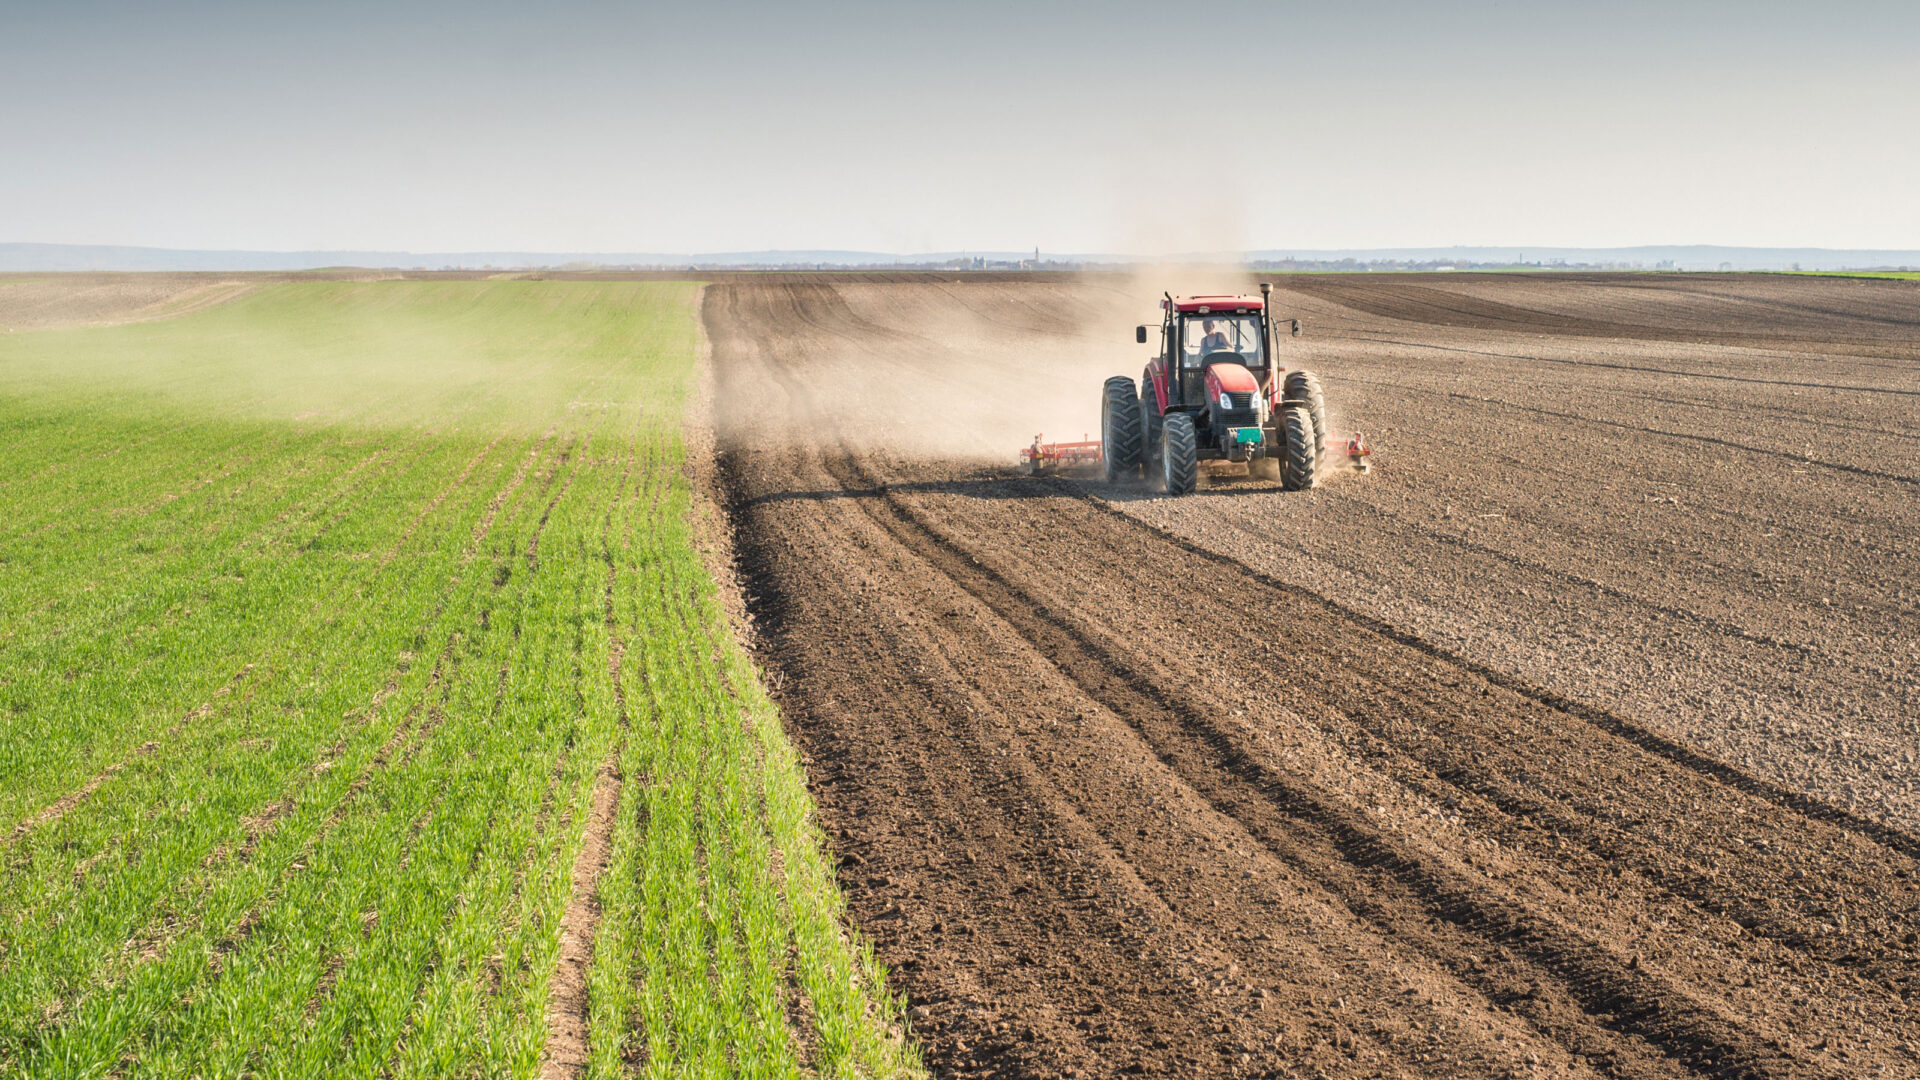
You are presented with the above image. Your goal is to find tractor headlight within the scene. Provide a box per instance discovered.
[1219,391,1234,409]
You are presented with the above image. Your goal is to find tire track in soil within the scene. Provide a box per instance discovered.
[539,426,639,1079]
[706,277,1920,1079]
[822,450,1903,1080]
[540,763,622,1080]
[815,458,1698,1076]
[1082,487,1920,867]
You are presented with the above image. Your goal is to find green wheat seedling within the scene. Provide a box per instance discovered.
[0,282,923,1078]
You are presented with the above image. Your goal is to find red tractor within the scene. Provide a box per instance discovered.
[1100,282,1354,495]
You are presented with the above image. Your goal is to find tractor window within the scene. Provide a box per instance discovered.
[1181,315,1263,367]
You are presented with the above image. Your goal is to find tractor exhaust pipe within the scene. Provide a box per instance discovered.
[1259,281,1275,357]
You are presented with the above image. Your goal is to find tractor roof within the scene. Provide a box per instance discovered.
[1163,294,1264,313]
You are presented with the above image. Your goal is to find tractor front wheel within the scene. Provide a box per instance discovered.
[1161,412,1198,496]
[1101,377,1143,482]
[1282,403,1319,491]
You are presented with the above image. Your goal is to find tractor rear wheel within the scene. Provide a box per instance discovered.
[1139,369,1162,464]
[1283,370,1328,463]
[1282,403,1319,491]
[1161,412,1198,496]
[1101,377,1143,482]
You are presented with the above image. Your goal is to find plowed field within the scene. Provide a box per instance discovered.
[706,273,1920,1079]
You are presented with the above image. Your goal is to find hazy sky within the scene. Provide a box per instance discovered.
[5,0,1918,253]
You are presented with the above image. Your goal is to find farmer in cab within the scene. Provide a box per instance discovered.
[1200,319,1233,354]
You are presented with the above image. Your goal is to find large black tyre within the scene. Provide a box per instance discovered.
[1160,412,1198,496]
[1282,403,1319,491]
[1138,369,1163,465]
[1101,376,1142,482]
[1283,370,1328,463]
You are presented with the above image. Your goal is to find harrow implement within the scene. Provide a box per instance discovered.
[1339,431,1372,472]
[1020,430,1370,476]
[1021,434,1103,475]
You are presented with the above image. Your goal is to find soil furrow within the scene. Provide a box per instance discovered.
[824,451,1880,1079]
[1340,374,1920,488]
[1348,335,1920,400]
[704,274,1920,1079]
[1068,488,1920,868]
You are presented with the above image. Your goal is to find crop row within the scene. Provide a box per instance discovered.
[0,282,920,1077]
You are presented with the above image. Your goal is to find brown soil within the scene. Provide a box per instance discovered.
[705,274,1920,1079]
[1280,273,1920,356]
[0,274,257,330]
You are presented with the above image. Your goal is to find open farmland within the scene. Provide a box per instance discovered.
[6,270,1916,1080]
[0,282,918,1078]
[0,274,261,332]
[707,272,1920,1078]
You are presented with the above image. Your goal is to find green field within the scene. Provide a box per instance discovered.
[0,283,920,1078]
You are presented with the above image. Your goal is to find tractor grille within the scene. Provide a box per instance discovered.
[1216,394,1260,428]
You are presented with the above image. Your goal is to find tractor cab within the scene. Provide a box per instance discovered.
[1161,298,1271,408]
[1180,311,1264,369]
[1136,292,1293,420]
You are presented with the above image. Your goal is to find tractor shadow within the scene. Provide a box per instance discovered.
[735,475,1066,508]
[735,468,1289,509]
[1092,475,1292,503]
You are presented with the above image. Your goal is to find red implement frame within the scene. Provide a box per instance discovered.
[1021,434,1103,474]
[1335,431,1373,472]
[1019,432,1371,475]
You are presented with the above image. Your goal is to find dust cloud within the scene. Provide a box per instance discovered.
[719,264,1301,469]
[0,280,685,437]
[711,185,1300,465]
